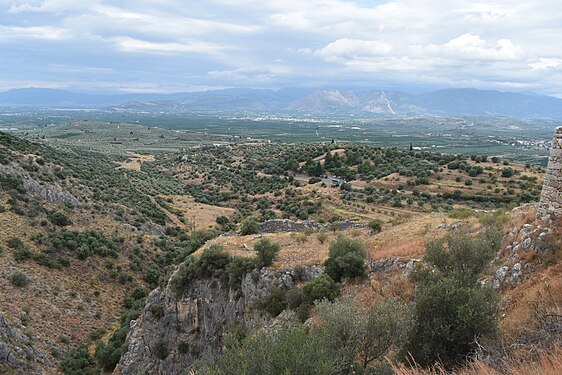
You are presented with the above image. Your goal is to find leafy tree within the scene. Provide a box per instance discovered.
[204,326,346,375]
[403,226,502,368]
[48,211,72,226]
[254,238,280,267]
[324,236,366,282]
[61,345,99,375]
[316,297,412,372]
[302,274,339,304]
[240,219,260,235]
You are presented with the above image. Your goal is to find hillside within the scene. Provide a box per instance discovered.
[0,127,559,374]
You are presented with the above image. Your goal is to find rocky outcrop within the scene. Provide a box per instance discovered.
[0,313,45,374]
[114,266,322,375]
[492,222,551,289]
[0,164,82,206]
[260,219,365,233]
[538,127,562,222]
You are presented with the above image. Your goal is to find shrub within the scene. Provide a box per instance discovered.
[368,219,383,233]
[10,270,30,287]
[257,287,287,317]
[324,236,366,282]
[13,247,33,262]
[205,326,346,375]
[302,274,339,305]
[501,167,515,178]
[226,256,256,289]
[61,345,99,375]
[403,226,502,368]
[199,245,230,279]
[254,238,280,268]
[7,237,24,249]
[284,287,304,309]
[48,211,72,227]
[316,231,328,244]
[240,219,260,235]
[153,340,168,360]
[149,304,165,319]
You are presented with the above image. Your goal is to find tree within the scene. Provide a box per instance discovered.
[316,297,412,372]
[302,274,339,304]
[324,236,366,282]
[204,327,346,375]
[254,238,280,267]
[403,226,502,368]
[240,219,259,235]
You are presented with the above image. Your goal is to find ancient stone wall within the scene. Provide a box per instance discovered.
[538,127,562,221]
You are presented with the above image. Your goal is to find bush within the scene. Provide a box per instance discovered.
[254,238,280,267]
[368,219,383,233]
[205,326,346,375]
[48,211,72,226]
[7,237,24,249]
[153,340,168,360]
[61,345,99,375]
[13,247,33,262]
[501,167,515,178]
[302,274,339,304]
[10,270,30,287]
[316,231,328,244]
[240,219,260,235]
[403,226,502,368]
[324,236,366,282]
[257,287,287,316]
[199,245,230,279]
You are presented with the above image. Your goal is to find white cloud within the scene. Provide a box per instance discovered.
[0,0,562,94]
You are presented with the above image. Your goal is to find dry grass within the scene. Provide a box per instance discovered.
[163,195,236,230]
[392,346,562,375]
[116,152,155,171]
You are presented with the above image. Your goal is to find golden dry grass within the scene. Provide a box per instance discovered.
[392,346,562,375]
[163,195,236,230]
[116,152,155,172]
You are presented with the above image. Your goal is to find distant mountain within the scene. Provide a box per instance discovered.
[1,87,562,118]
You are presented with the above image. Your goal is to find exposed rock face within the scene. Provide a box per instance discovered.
[492,222,550,289]
[0,163,82,206]
[114,266,322,375]
[538,127,562,221]
[0,313,45,374]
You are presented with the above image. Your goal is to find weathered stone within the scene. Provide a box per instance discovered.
[115,266,318,375]
[0,313,45,374]
[522,237,532,250]
[538,127,562,221]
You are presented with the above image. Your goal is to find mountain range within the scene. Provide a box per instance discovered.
[1,87,562,118]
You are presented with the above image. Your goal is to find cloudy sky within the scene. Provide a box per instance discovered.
[1,0,561,95]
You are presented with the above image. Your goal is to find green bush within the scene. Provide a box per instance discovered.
[61,345,99,375]
[153,340,168,360]
[368,219,383,233]
[302,274,339,304]
[205,326,346,375]
[324,236,366,282]
[10,270,30,287]
[7,237,24,249]
[95,288,147,371]
[13,247,33,262]
[240,219,260,235]
[403,226,502,368]
[198,245,230,279]
[257,287,287,317]
[254,238,280,267]
[48,211,73,226]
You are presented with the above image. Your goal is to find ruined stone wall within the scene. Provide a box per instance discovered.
[538,127,562,221]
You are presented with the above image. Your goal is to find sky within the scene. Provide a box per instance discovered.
[1,0,562,96]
